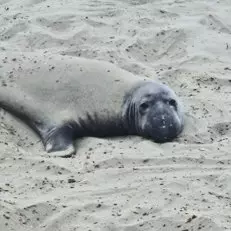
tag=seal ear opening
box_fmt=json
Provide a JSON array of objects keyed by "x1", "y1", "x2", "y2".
[{"x1": 139, "y1": 102, "x2": 149, "y2": 115}]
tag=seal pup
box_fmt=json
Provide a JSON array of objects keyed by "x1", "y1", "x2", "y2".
[{"x1": 0, "y1": 52, "x2": 184, "y2": 157}]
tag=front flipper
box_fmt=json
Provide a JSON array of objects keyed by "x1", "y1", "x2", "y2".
[{"x1": 42, "y1": 121, "x2": 78, "y2": 158}]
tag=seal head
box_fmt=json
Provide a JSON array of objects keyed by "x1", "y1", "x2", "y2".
[{"x1": 122, "y1": 81, "x2": 184, "y2": 143}]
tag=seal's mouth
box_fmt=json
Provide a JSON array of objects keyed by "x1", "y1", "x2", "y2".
[{"x1": 149, "y1": 132, "x2": 178, "y2": 143}]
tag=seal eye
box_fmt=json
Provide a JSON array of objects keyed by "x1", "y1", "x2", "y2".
[
  {"x1": 168, "y1": 99, "x2": 177, "y2": 109},
  {"x1": 139, "y1": 102, "x2": 149, "y2": 115}
]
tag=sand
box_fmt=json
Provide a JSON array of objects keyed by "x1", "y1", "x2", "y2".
[{"x1": 0, "y1": 0, "x2": 231, "y2": 230}]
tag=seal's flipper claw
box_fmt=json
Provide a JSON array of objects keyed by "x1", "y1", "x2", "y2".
[
  {"x1": 43, "y1": 121, "x2": 77, "y2": 157},
  {"x1": 46, "y1": 144, "x2": 76, "y2": 158}
]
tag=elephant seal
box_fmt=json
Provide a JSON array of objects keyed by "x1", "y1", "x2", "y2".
[{"x1": 0, "y1": 52, "x2": 184, "y2": 157}]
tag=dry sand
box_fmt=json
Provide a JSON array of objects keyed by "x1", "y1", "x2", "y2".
[{"x1": 0, "y1": 0, "x2": 231, "y2": 230}]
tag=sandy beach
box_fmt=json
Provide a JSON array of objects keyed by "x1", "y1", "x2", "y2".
[{"x1": 0, "y1": 0, "x2": 231, "y2": 230}]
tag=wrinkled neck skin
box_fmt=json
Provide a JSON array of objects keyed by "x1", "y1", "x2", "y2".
[
  {"x1": 75, "y1": 112, "x2": 128, "y2": 138},
  {"x1": 122, "y1": 81, "x2": 146, "y2": 136}
]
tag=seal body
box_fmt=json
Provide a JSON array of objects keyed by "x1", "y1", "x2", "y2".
[{"x1": 0, "y1": 52, "x2": 184, "y2": 157}]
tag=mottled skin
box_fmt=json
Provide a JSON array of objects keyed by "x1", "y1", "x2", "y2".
[{"x1": 0, "y1": 52, "x2": 184, "y2": 157}]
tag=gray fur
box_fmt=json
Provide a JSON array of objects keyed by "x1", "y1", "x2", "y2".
[{"x1": 0, "y1": 52, "x2": 184, "y2": 157}]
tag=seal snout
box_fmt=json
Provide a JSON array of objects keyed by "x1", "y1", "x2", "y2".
[
  {"x1": 151, "y1": 111, "x2": 180, "y2": 143},
  {"x1": 139, "y1": 99, "x2": 183, "y2": 143}
]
